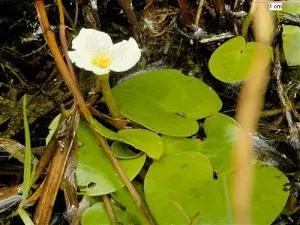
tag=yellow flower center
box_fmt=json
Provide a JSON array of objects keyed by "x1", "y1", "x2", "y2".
[{"x1": 92, "y1": 54, "x2": 111, "y2": 69}]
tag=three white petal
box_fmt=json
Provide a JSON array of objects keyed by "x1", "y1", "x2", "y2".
[{"x1": 68, "y1": 28, "x2": 141, "y2": 75}]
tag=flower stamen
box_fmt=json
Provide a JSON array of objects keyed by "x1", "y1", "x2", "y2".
[{"x1": 92, "y1": 54, "x2": 111, "y2": 69}]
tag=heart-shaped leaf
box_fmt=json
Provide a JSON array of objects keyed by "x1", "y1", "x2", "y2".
[
  {"x1": 162, "y1": 113, "x2": 239, "y2": 173},
  {"x1": 246, "y1": 162, "x2": 289, "y2": 224},
  {"x1": 145, "y1": 152, "x2": 228, "y2": 224},
  {"x1": 77, "y1": 120, "x2": 146, "y2": 196},
  {"x1": 145, "y1": 151, "x2": 289, "y2": 224},
  {"x1": 112, "y1": 69, "x2": 222, "y2": 137},
  {"x1": 209, "y1": 36, "x2": 270, "y2": 82},
  {"x1": 282, "y1": 25, "x2": 300, "y2": 66},
  {"x1": 226, "y1": 162, "x2": 289, "y2": 225}
]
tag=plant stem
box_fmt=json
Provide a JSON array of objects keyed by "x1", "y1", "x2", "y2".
[
  {"x1": 194, "y1": 0, "x2": 205, "y2": 30},
  {"x1": 98, "y1": 74, "x2": 121, "y2": 119},
  {"x1": 102, "y1": 195, "x2": 118, "y2": 225},
  {"x1": 22, "y1": 94, "x2": 32, "y2": 200},
  {"x1": 92, "y1": 127, "x2": 156, "y2": 225},
  {"x1": 18, "y1": 208, "x2": 34, "y2": 225}
]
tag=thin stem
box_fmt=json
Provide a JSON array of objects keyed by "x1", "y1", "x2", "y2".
[
  {"x1": 35, "y1": 0, "x2": 92, "y2": 121},
  {"x1": 92, "y1": 126, "x2": 156, "y2": 225},
  {"x1": 194, "y1": 0, "x2": 205, "y2": 30},
  {"x1": 98, "y1": 74, "x2": 121, "y2": 119},
  {"x1": 57, "y1": 0, "x2": 77, "y2": 84},
  {"x1": 22, "y1": 94, "x2": 32, "y2": 200},
  {"x1": 18, "y1": 208, "x2": 34, "y2": 225},
  {"x1": 102, "y1": 195, "x2": 118, "y2": 225}
]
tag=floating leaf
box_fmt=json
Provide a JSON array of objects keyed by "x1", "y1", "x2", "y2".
[
  {"x1": 112, "y1": 69, "x2": 222, "y2": 137},
  {"x1": 208, "y1": 36, "x2": 270, "y2": 82},
  {"x1": 111, "y1": 142, "x2": 142, "y2": 159},
  {"x1": 91, "y1": 119, "x2": 163, "y2": 159},
  {"x1": 250, "y1": 163, "x2": 289, "y2": 224},
  {"x1": 77, "y1": 121, "x2": 146, "y2": 196},
  {"x1": 162, "y1": 136, "x2": 204, "y2": 155},
  {"x1": 162, "y1": 113, "x2": 239, "y2": 173},
  {"x1": 81, "y1": 203, "x2": 110, "y2": 225},
  {"x1": 82, "y1": 201, "x2": 144, "y2": 225},
  {"x1": 227, "y1": 162, "x2": 289, "y2": 225},
  {"x1": 282, "y1": 25, "x2": 300, "y2": 66},
  {"x1": 201, "y1": 113, "x2": 239, "y2": 173},
  {"x1": 280, "y1": 2, "x2": 300, "y2": 15},
  {"x1": 145, "y1": 152, "x2": 228, "y2": 224},
  {"x1": 145, "y1": 151, "x2": 289, "y2": 224}
]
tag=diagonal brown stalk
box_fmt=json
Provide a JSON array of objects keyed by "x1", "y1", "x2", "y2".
[{"x1": 35, "y1": 1, "x2": 155, "y2": 224}]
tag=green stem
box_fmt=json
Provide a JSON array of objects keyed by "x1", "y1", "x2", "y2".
[
  {"x1": 98, "y1": 74, "x2": 121, "y2": 119},
  {"x1": 241, "y1": 2, "x2": 256, "y2": 37},
  {"x1": 18, "y1": 208, "x2": 34, "y2": 225},
  {"x1": 22, "y1": 94, "x2": 32, "y2": 199}
]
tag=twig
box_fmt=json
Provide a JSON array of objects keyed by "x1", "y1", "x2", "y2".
[
  {"x1": 92, "y1": 128, "x2": 156, "y2": 225},
  {"x1": 22, "y1": 44, "x2": 47, "y2": 58},
  {"x1": 35, "y1": 0, "x2": 91, "y2": 121},
  {"x1": 102, "y1": 195, "x2": 118, "y2": 225},
  {"x1": 74, "y1": 0, "x2": 79, "y2": 28},
  {"x1": 89, "y1": 106, "x2": 128, "y2": 130},
  {"x1": 273, "y1": 45, "x2": 300, "y2": 162},
  {"x1": 194, "y1": 0, "x2": 205, "y2": 30},
  {"x1": 261, "y1": 104, "x2": 300, "y2": 117},
  {"x1": 118, "y1": 0, "x2": 144, "y2": 46},
  {"x1": 33, "y1": 108, "x2": 79, "y2": 225},
  {"x1": 57, "y1": 0, "x2": 77, "y2": 83},
  {"x1": 279, "y1": 13, "x2": 300, "y2": 27}
]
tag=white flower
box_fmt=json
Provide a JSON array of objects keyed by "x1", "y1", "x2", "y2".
[{"x1": 68, "y1": 28, "x2": 141, "y2": 75}]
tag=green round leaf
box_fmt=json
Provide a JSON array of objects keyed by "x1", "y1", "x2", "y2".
[
  {"x1": 145, "y1": 152, "x2": 289, "y2": 224},
  {"x1": 227, "y1": 162, "x2": 289, "y2": 225},
  {"x1": 144, "y1": 152, "x2": 228, "y2": 224},
  {"x1": 111, "y1": 142, "x2": 142, "y2": 159},
  {"x1": 282, "y1": 25, "x2": 300, "y2": 66},
  {"x1": 112, "y1": 69, "x2": 222, "y2": 137},
  {"x1": 280, "y1": 2, "x2": 300, "y2": 15},
  {"x1": 77, "y1": 121, "x2": 146, "y2": 196},
  {"x1": 162, "y1": 113, "x2": 239, "y2": 173},
  {"x1": 91, "y1": 119, "x2": 163, "y2": 159},
  {"x1": 251, "y1": 162, "x2": 289, "y2": 224},
  {"x1": 201, "y1": 113, "x2": 239, "y2": 173},
  {"x1": 208, "y1": 36, "x2": 270, "y2": 82},
  {"x1": 81, "y1": 203, "x2": 110, "y2": 225}
]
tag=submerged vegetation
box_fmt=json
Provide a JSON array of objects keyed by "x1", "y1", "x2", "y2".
[{"x1": 0, "y1": 0, "x2": 299, "y2": 224}]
